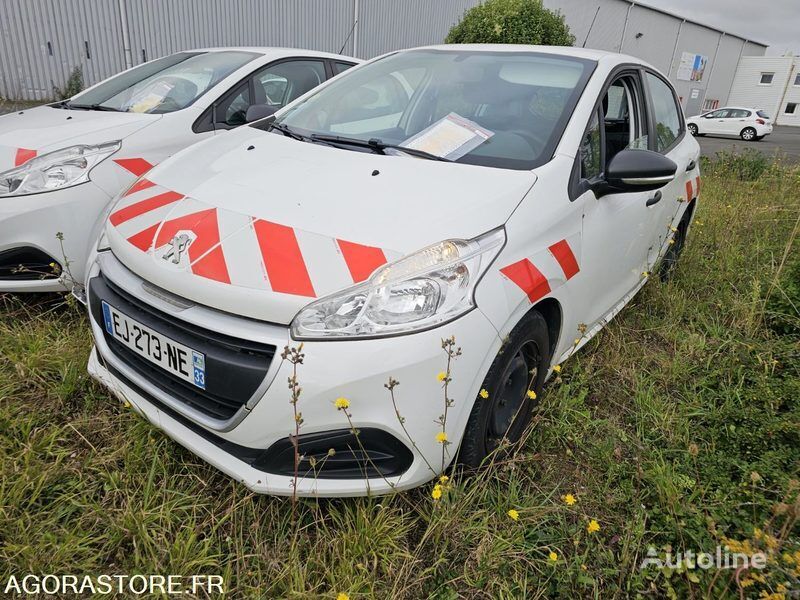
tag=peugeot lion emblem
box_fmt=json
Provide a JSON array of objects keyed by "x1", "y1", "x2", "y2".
[{"x1": 162, "y1": 233, "x2": 192, "y2": 264}]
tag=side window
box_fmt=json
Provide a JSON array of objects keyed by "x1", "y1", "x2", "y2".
[
  {"x1": 580, "y1": 110, "x2": 602, "y2": 180},
  {"x1": 252, "y1": 60, "x2": 326, "y2": 107},
  {"x1": 646, "y1": 73, "x2": 682, "y2": 153},
  {"x1": 216, "y1": 81, "x2": 250, "y2": 127},
  {"x1": 333, "y1": 61, "x2": 356, "y2": 75}
]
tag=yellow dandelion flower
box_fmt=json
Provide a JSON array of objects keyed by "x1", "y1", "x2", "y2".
[
  {"x1": 526, "y1": 390, "x2": 537, "y2": 400},
  {"x1": 439, "y1": 475, "x2": 449, "y2": 484},
  {"x1": 507, "y1": 509, "x2": 520, "y2": 521},
  {"x1": 668, "y1": 239, "x2": 676, "y2": 245},
  {"x1": 436, "y1": 371, "x2": 447, "y2": 382},
  {"x1": 562, "y1": 493, "x2": 577, "y2": 506},
  {"x1": 581, "y1": 564, "x2": 587, "y2": 571},
  {"x1": 587, "y1": 519, "x2": 600, "y2": 534},
  {"x1": 641, "y1": 271, "x2": 650, "y2": 278},
  {"x1": 777, "y1": 584, "x2": 788, "y2": 594},
  {"x1": 337, "y1": 594, "x2": 350, "y2": 600},
  {"x1": 552, "y1": 364, "x2": 562, "y2": 373},
  {"x1": 435, "y1": 431, "x2": 448, "y2": 444},
  {"x1": 479, "y1": 388, "x2": 489, "y2": 399},
  {"x1": 48, "y1": 262, "x2": 56, "y2": 268},
  {"x1": 431, "y1": 484, "x2": 442, "y2": 500},
  {"x1": 334, "y1": 397, "x2": 350, "y2": 410},
  {"x1": 548, "y1": 551, "x2": 558, "y2": 562}
]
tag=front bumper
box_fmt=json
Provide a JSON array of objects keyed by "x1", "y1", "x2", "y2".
[
  {"x1": 0, "y1": 182, "x2": 111, "y2": 292},
  {"x1": 87, "y1": 252, "x2": 501, "y2": 496}
]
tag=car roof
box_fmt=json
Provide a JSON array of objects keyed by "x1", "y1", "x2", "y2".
[
  {"x1": 409, "y1": 44, "x2": 645, "y2": 64},
  {"x1": 186, "y1": 46, "x2": 359, "y2": 63},
  {"x1": 714, "y1": 106, "x2": 762, "y2": 111}
]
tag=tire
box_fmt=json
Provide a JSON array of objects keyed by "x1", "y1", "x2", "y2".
[
  {"x1": 688, "y1": 123, "x2": 698, "y2": 136},
  {"x1": 459, "y1": 310, "x2": 550, "y2": 469},
  {"x1": 755, "y1": 135, "x2": 764, "y2": 141},
  {"x1": 741, "y1": 127, "x2": 757, "y2": 141},
  {"x1": 659, "y1": 208, "x2": 691, "y2": 281}
]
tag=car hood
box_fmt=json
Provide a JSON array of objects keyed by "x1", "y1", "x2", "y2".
[
  {"x1": 106, "y1": 127, "x2": 537, "y2": 324},
  {"x1": 0, "y1": 105, "x2": 158, "y2": 171}
]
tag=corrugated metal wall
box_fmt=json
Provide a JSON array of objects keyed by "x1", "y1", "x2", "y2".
[
  {"x1": 0, "y1": 0, "x2": 481, "y2": 101},
  {"x1": 728, "y1": 56, "x2": 796, "y2": 122}
]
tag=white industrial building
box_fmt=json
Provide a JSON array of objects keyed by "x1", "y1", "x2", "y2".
[
  {"x1": 543, "y1": 0, "x2": 768, "y2": 116},
  {"x1": 728, "y1": 55, "x2": 800, "y2": 126}
]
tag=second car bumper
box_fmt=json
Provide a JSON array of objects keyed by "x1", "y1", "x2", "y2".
[{"x1": 0, "y1": 182, "x2": 111, "y2": 292}]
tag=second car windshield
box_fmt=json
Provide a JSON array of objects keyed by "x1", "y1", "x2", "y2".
[
  {"x1": 70, "y1": 51, "x2": 258, "y2": 114},
  {"x1": 269, "y1": 49, "x2": 594, "y2": 170}
]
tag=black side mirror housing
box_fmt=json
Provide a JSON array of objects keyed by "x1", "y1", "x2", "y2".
[
  {"x1": 595, "y1": 149, "x2": 677, "y2": 195},
  {"x1": 245, "y1": 104, "x2": 278, "y2": 123}
]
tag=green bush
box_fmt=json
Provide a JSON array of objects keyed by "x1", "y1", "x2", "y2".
[
  {"x1": 52, "y1": 66, "x2": 84, "y2": 100},
  {"x1": 706, "y1": 147, "x2": 771, "y2": 181},
  {"x1": 446, "y1": 0, "x2": 574, "y2": 46}
]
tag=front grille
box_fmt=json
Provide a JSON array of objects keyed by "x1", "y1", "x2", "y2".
[
  {"x1": 0, "y1": 247, "x2": 60, "y2": 280},
  {"x1": 89, "y1": 273, "x2": 276, "y2": 421}
]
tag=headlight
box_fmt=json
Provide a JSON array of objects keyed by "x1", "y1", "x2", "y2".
[
  {"x1": 291, "y1": 227, "x2": 506, "y2": 340},
  {"x1": 0, "y1": 141, "x2": 120, "y2": 197}
]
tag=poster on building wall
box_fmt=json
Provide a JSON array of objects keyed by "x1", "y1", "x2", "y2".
[{"x1": 677, "y1": 52, "x2": 708, "y2": 82}]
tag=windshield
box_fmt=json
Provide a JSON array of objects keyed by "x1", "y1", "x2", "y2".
[
  {"x1": 268, "y1": 49, "x2": 594, "y2": 170},
  {"x1": 70, "y1": 51, "x2": 258, "y2": 113}
]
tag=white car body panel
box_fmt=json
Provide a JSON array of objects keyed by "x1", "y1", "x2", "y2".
[
  {"x1": 87, "y1": 45, "x2": 702, "y2": 496},
  {"x1": 0, "y1": 47, "x2": 358, "y2": 292}
]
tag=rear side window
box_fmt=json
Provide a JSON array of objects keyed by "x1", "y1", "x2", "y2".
[
  {"x1": 646, "y1": 73, "x2": 682, "y2": 153},
  {"x1": 757, "y1": 110, "x2": 770, "y2": 119},
  {"x1": 333, "y1": 62, "x2": 356, "y2": 75}
]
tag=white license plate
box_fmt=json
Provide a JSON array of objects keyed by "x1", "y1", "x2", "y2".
[{"x1": 101, "y1": 301, "x2": 206, "y2": 389}]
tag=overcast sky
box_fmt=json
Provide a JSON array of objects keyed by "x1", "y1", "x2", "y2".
[{"x1": 637, "y1": 0, "x2": 799, "y2": 55}]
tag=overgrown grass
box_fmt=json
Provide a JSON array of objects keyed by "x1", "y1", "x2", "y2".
[{"x1": 1, "y1": 155, "x2": 798, "y2": 598}]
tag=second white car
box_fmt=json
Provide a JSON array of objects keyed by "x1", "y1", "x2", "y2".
[{"x1": 686, "y1": 106, "x2": 772, "y2": 141}]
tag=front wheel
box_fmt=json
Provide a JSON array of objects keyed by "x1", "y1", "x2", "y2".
[
  {"x1": 458, "y1": 311, "x2": 550, "y2": 469},
  {"x1": 688, "y1": 123, "x2": 698, "y2": 136},
  {"x1": 660, "y1": 208, "x2": 691, "y2": 281},
  {"x1": 741, "y1": 127, "x2": 757, "y2": 141}
]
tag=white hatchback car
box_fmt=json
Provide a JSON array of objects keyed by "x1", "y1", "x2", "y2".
[
  {"x1": 686, "y1": 106, "x2": 772, "y2": 141},
  {"x1": 0, "y1": 47, "x2": 357, "y2": 292},
  {"x1": 87, "y1": 45, "x2": 701, "y2": 497}
]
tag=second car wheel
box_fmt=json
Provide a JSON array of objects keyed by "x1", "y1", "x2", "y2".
[
  {"x1": 741, "y1": 127, "x2": 757, "y2": 141},
  {"x1": 688, "y1": 123, "x2": 698, "y2": 136},
  {"x1": 458, "y1": 310, "x2": 550, "y2": 469}
]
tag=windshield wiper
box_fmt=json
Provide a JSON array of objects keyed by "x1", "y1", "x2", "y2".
[
  {"x1": 268, "y1": 122, "x2": 306, "y2": 141},
  {"x1": 61, "y1": 101, "x2": 122, "y2": 112},
  {"x1": 309, "y1": 134, "x2": 452, "y2": 162}
]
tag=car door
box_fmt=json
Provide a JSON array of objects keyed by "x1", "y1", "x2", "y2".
[
  {"x1": 642, "y1": 71, "x2": 698, "y2": 268},
  {"x1": 728, "y1": 109, "x2": 751, "y2": 135},
  {"x1": 703, "y1": 109, "x2": 728, "y2": 134},
  {"x1": 574, "y1": 71, "x2": 657, "y2": 328}
]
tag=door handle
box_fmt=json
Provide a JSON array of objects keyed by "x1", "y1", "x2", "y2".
[
  {"x1": 685, "y1": 160, "x2": 696, "y2": 171},
  {"x1": 646, "y1": 191, "x2": 662, "y2": 207}
]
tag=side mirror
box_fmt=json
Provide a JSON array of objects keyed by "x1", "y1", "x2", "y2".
[
  {"x1": 599, "y1": 149, "x2": 677, "y2": 194},
  {"x1": 245, "y1": 104, "x2": 278, "y2": 123}
]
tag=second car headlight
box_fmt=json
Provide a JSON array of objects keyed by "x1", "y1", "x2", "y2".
[
  {"x1": 291, "y1": 227, "x2": 506, "y2": 340},
  {"x1": 0, "y1": 141, "x2": 121, "y2": 197}
]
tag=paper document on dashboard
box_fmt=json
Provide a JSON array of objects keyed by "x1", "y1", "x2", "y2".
[{"x1": 399, "y1": 113, "x2": 493, "y2": 160}]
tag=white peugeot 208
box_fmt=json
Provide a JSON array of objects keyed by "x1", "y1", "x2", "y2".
[
  {"x1": 86, "y1": 45, "x2": 701, "y2": 497},
  {"x1": 0, "y1": 47, "x2": 357, "y2": 293}
]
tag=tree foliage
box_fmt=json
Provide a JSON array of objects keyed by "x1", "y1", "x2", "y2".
[{"x1": 446, "y1": 0, "x2": 574, "y2": 46}]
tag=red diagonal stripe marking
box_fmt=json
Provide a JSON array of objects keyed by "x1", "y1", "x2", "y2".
[
  {"x1": 337, "y1": 239, "x2": 387, "y2": 283},
  {"x1": 114, "y1": 157, "x2": 154, "y2": 177},
  {"x1": 14, "y1": 148, "x2": 36, "y2": 166},
  {"x1": 109, "y1": 190, "x2": 183, "y2": 227},
  {"x1": 127, "y1": 223, "x2": 160, "y2": 252},
  {"x1": 548, "y1": 239, "x2": 580, "y2": 280},
  {"x1": 252, "y1": 219, "x2": 315, "y2": 297},
  {"x1": 695, "y1": 175, "x2": 701, "y2": 197},
  {"x1": 187, "y1": 210, "x2": 230, "y2": 284},
  {"x1": 123, "y1": 177, "x2": 156, "y2": 197},
  {"x1": 500, "y1": 258, "x2": 551, "y2": 303},
  {"x1": 685, "y1": 180, "x2": 694, "y2": 201}
]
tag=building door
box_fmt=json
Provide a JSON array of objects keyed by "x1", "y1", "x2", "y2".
[{"x1": 684, "y1": 88, "x2": 703, "y2": 117}]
